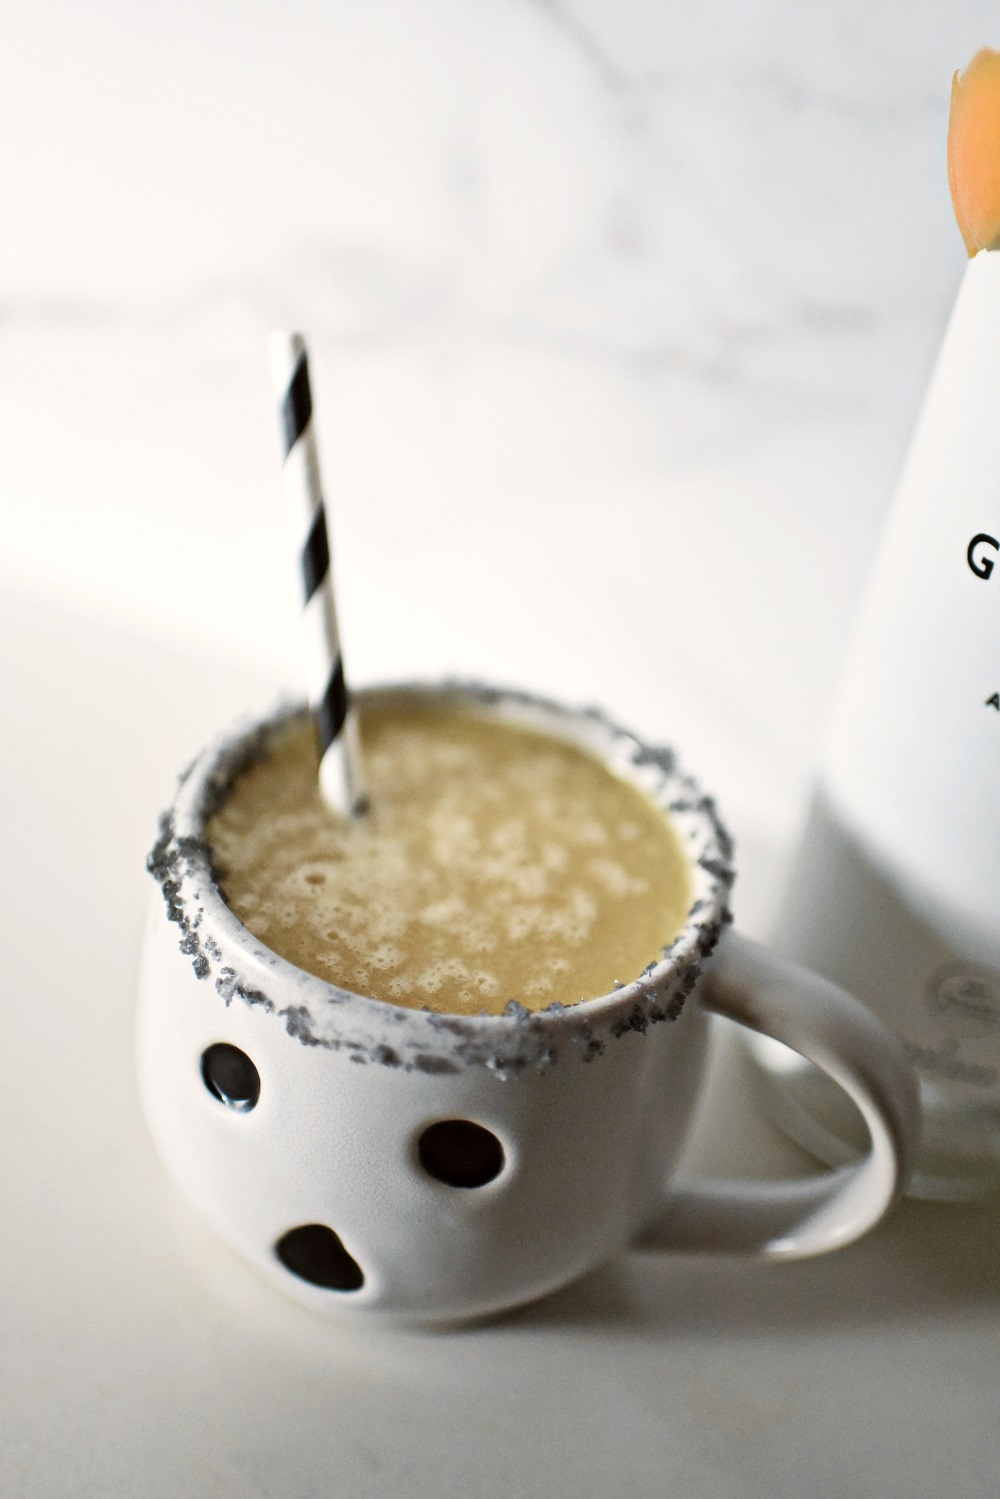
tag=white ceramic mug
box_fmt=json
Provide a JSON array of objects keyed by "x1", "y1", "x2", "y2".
[{"x1": 137, "y1": 682, "x2": 920, "y2": 1324}]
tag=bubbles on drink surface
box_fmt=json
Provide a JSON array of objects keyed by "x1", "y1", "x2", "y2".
[{"x1": 206, "y1": 704, "x2": 692, "y2": 1015}]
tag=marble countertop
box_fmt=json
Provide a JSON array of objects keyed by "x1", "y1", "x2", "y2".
[
  {"x1": 2, "y1": 576, "x2": 999, "y2": 1498},
  {"x1": 1, "y1": 0, "x2": 994, "y2": 861},
  {"x1": 2, "y1": 3, "x2": 1000, "y2": 1491}
]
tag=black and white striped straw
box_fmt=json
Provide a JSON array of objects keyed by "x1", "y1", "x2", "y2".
[{"x1": 267, "y1": 331, "x2": 367, "y2": 817}]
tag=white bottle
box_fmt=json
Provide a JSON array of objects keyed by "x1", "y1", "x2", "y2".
[{"x1": 748, "y1": 248, "x2": 1000, "y2": 1199}]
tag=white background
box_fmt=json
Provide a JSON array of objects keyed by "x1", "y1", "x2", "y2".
[
  {"x1": 1, "y1": 0, "x2": 993, "y2": 872},
  {"x1": 3, "y1": 10, "x2": 1000, "y2": 1496}
]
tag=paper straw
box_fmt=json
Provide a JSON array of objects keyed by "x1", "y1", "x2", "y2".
[{"x1": 267, "y1": 331, "x2": 367, "y2": 817}]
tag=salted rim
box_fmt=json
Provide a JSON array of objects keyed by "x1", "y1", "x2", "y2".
[{"x1": 146, "y1": 681, "x2": 735, "y2": 1077}]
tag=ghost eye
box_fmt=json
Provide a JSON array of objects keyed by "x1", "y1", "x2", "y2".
[
  {"x1": 201, "y1": 1043, "x2": 261, "y2": 1113},
  {"x1": 417, "y1": 1120, "x2": 505, "y2": 1187}
]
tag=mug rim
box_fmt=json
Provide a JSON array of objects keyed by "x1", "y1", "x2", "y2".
[{"x1": 147, "y1": 679, "x2": 734, "y2": 1077}]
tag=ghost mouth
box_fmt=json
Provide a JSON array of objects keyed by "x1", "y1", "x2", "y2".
[{"x1": 274, "y1": 1223, "x2": 364, "y2": 1291}]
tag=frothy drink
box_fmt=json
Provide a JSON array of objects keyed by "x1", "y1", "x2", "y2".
[{"x1": 207, "y1": 703, "x2": 692, "y2": 1015}]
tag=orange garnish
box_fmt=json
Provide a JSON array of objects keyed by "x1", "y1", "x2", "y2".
[{"x1": 949, "y1": 48, "x2": 1000, "y2": 256}]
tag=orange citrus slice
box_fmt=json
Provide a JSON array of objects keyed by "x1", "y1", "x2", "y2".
[{"x1": 949, "y1": 48, "x2": 1000, "y2": 256}]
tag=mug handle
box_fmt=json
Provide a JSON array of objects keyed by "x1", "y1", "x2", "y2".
[{"x1": 636, "y1": 929, "x2": 922, "y2": 1260}]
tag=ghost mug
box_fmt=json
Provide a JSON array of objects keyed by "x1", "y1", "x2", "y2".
[{"x1": 138, "y1": 683, "x2": 920, "y2": 1323}]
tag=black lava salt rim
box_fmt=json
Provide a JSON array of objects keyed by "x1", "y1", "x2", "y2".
[{"x1": 146, "y1": 681, "x2": 735, "y2": 1078}]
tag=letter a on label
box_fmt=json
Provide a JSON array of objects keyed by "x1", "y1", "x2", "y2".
[{"x1": 987, "y1": 694, "x2": 1000, "y2": 711}]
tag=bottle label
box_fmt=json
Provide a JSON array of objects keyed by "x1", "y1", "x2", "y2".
[{"x1": 824, "y1": 252, "x2": 1000, "y2": 970}]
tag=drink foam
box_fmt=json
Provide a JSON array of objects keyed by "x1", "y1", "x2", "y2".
[{"x1": 206, "y1": 704, "x2": 692, "y2": 1015}]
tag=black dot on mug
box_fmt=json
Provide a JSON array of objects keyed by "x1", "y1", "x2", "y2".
[
  {"x1": 417, "y1": 1120, "x2": 505, "y2": 1188},
  {"x1": 275, "y1": 1224, "x2": 365, "y2": 1292},
  {"x1": 200, "y1": 1043, "x2": 261, "y2": 1113}
]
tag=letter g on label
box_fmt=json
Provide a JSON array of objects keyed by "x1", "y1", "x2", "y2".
[{"x1": 967, "y1": 533, "x2": 999, "y2": 580}]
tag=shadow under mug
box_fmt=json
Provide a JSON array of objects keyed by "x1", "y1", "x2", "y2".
[{"x1": 137, "y1": 681, "x2": 921, "y2": 1324}]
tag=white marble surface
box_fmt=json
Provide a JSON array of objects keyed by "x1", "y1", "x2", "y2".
[
  {"x1": 3, "y1": 6, "x2": 1000, "y2": 1492},
  {"x1": 0, "y1": 0, "x2": 995, "y2": 862},
  {"x1": 3, "y1": 576, "x2": 1000, "y2": 1499}
]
